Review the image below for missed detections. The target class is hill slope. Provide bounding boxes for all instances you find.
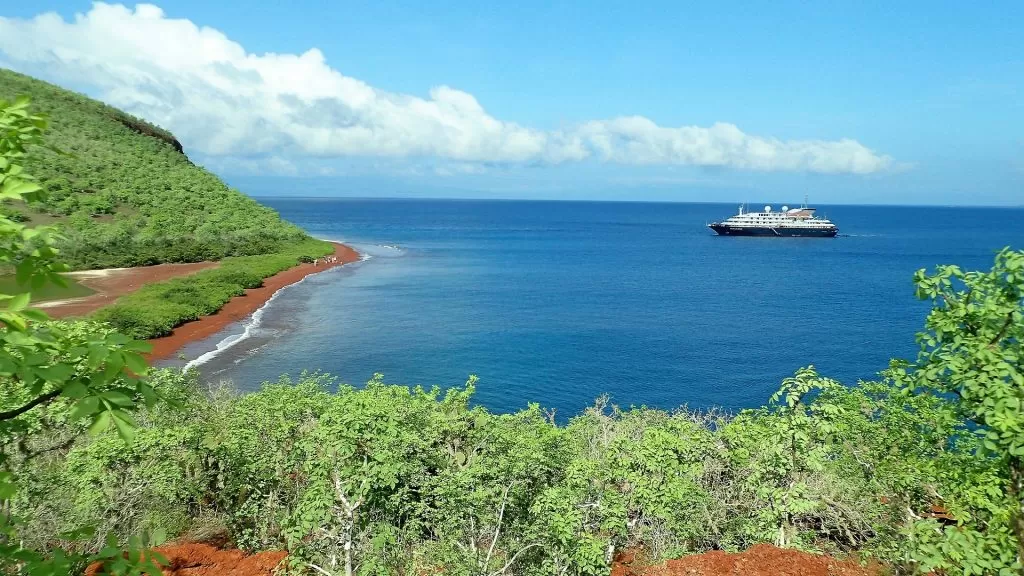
[0,69,309,270]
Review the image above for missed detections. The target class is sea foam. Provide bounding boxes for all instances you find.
[183,272,308,370]
[184,241,368,370]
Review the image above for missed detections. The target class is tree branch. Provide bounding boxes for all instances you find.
[483,481,514,571]
[306,562,334,576]
[0,388,61,421]
[989,312,1015,347]
[488,543,540,576]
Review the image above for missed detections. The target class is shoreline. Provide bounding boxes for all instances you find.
[145,242,360,362]
[40,261,220,318]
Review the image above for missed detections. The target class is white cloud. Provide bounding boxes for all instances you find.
[0,3,893,174]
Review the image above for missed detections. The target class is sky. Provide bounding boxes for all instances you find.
[1,1,1022,205]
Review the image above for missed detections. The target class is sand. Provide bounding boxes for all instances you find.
[145,242,360,361]
[40,261,220,318]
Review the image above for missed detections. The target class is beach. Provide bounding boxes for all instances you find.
[145,242,360,362]
[40,261,220,318]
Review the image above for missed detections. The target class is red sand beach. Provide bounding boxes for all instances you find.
[146,242,360,362]
[41,261,220,318]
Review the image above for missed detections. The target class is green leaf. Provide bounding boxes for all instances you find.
[21,308,50,322]
[123,352,149,376]
[0,178,42,199]
[106,333,132,346]
[70,396,100,421]
[102,361,121,382]
[100,391,134,407]
[35,363,74,382]
[111,410,136,442]
[138,382,158,406]
[61,380,89,399]
[88,410,111,435]
[6,292,30,311]
[87,345,109,368]
[14,261,32,286]
[123,340,154,354]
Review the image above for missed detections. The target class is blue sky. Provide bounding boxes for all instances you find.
[2,1,1022,205]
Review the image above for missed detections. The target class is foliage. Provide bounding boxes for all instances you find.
[4,366,1001,575]
[897,248,1024,574]
[0,96,168,574]
[0,69,313,270]
[92,239,333,339]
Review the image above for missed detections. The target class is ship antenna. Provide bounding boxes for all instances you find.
[802,193,808,209]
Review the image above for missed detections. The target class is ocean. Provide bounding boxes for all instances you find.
[174,199,1024,417]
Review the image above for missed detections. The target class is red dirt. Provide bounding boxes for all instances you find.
[85,543,286,576]
[146,242,360,361]
[612,544,883,576]
[40,262,219,318]
[82,542,883,576]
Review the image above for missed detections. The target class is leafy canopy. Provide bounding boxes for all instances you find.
[0,95,167,575]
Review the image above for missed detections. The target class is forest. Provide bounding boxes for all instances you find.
[1,80,1023,575]
[0,69,315,270]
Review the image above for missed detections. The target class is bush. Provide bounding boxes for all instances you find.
[10,366,1014,575]
[92,240,333,338]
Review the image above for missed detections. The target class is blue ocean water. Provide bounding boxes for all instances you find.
[183,199,1024,417]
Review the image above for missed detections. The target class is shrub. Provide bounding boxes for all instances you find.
[92,240,333,338]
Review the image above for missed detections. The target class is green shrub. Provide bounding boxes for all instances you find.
[92,240,333,338]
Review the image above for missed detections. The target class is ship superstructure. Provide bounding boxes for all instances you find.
[708,202,838,237]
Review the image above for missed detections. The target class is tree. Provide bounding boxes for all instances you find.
[0,96,165,574]
[903,248,1024,573]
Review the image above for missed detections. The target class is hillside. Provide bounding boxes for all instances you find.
[0,69,309,270]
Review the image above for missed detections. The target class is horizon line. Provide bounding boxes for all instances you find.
[243,193,1024,210]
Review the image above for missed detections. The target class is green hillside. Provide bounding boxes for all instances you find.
[0,68,310,270]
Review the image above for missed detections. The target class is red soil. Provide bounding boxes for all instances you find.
[612,544,883,576]
[85,543,286,576]
[40,262,219,318]
[84,542,882,576]
[146,242,360,361]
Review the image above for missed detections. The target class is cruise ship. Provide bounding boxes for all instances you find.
[708,202,838,237]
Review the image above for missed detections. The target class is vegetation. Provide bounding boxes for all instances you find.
[0,69,313,270]
[0,95,167,574]
[93,239,332,339]
[0,273,92,302]
[0,71,335,339]
[0,82,1021,575]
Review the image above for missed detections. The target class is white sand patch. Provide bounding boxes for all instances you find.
[36,297,90,308]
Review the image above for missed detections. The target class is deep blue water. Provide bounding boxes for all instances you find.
[182,199,1024,417]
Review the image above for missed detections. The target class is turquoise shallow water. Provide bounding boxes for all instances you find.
[181,199,1024,417]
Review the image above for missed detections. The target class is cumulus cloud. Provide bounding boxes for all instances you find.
[0,3,893,174]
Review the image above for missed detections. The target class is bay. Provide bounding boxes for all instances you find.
[183,199,1024,417]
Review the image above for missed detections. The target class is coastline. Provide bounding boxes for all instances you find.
[145,242,360,362]
[40,262,220,318]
